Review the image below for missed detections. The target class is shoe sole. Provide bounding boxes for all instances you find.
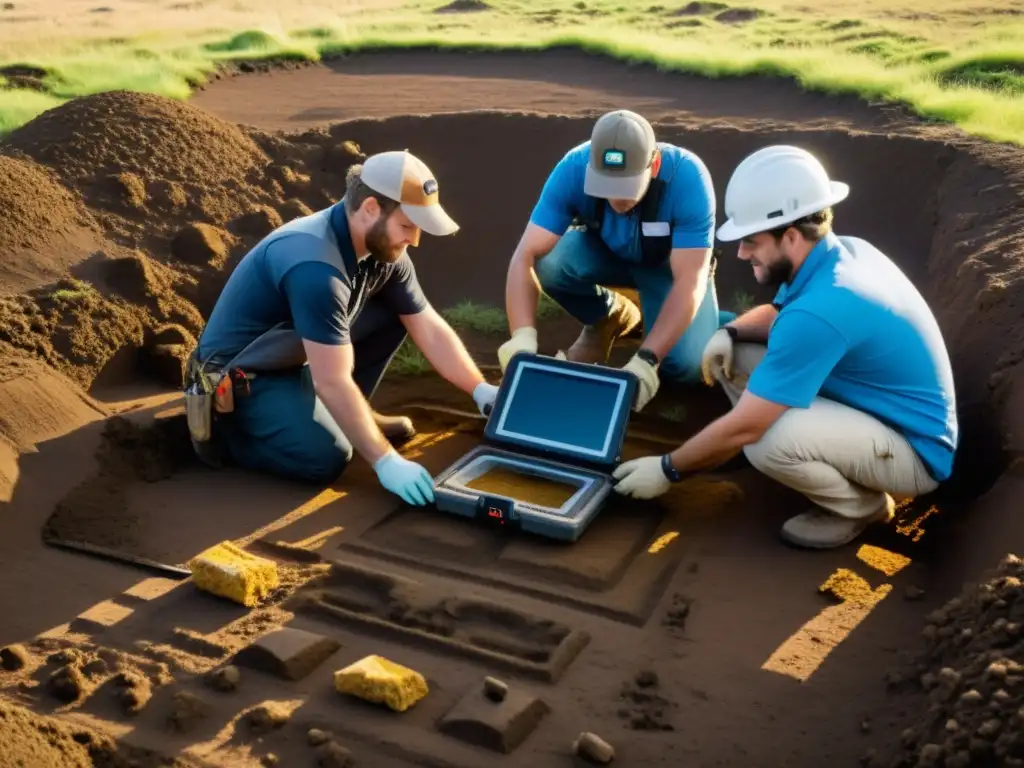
[779,509,894,550]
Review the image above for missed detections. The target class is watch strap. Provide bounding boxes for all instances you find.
[636,347,660,367]
[660,454,682,483]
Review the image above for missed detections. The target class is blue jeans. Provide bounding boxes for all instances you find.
[534,229,735,384]
[215,298,408,484]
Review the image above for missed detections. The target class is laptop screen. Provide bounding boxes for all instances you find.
[493,360,630,462]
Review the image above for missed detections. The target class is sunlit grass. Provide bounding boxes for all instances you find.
[0,0,1021,143]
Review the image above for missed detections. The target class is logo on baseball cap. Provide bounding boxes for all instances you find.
[359,150,459,237]
[584,110,658,201]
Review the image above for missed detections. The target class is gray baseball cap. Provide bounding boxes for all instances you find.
[583,110,658,200]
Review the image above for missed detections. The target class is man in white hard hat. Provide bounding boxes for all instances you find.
[188,150,499,506]
[610,144,958,549]
[497,110,734,411]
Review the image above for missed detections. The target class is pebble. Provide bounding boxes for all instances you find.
[0,644,29,671]
[905,585,926,600]
[946,719,959,732]
[978,719,1001,739]
[316,741,352,767]
[261,755,279,767]
[308,728,332,746]
[484,676,508,702]
[635,670,658,688]
[986,662,1008,680]
[575,732,615,764]
[960,690,983,705]
[919,743,942,762]
[938,668,961,687]
[205,665,240,692]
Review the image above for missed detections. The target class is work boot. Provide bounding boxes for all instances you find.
[373,411,415,446]
[565,292,642,365]
[780,495,895,550]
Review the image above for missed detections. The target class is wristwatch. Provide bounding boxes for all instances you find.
[660,454,683,483]
[724,325,739,341]
[636,347,660,367]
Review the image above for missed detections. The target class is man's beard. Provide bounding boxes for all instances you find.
[366,215,406,265]
[757,256,794,288]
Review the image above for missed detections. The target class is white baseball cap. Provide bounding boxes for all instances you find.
[358,150,459,237]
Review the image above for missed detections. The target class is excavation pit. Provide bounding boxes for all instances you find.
[1,48,1023,768]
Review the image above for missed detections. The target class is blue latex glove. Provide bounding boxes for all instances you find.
[373,450,435,506]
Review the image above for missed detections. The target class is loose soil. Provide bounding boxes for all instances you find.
[465,465,581,509]
[0,47,1023,768]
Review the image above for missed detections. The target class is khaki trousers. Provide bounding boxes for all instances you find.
[714,343,939,520]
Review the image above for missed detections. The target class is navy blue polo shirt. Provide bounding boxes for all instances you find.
[198,202,428,362]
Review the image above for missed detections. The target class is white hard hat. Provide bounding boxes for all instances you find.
[716,145,849,242]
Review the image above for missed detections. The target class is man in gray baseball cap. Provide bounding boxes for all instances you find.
[498,109,734,411]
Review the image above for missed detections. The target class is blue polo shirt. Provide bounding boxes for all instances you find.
[198,203,428,364]
[747,232,958,482]
[528,141,715,261]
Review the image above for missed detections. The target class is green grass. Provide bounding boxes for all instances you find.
[441,294,565,335]
[0,0,1022,144]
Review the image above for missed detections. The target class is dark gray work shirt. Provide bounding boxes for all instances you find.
[197,202,428,364]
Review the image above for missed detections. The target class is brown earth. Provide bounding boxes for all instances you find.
[0,47,1022,767]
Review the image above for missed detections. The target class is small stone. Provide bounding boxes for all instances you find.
[961,690,983,705]
[261,755,279,767]
[987,662,1008,680]
[961,628,973,641]
[946,719,960,732]
[574,732,615,764]
[308,728,332,746]
[946,750,971,768]
[860,748,878,767]
[483,676,508,702]
[978,719,1001,739]
[905,585,925,600]
[0,644,30,671]
[919,743,942,762]
[635,670,658,688]
[993,618,1008,632]
[938,667,961,687]
[316,741,352,768]
[902,727,917,745]
[247,702,291,734]
[993,689,1011,704]
[920,672,937,690]
[205,665,240,692]
[860,718,871,733]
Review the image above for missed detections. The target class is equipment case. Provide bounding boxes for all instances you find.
[432,352,638,542]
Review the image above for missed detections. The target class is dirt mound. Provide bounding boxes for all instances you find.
[0,91,275,241]
[0,155,104,295]
[873,553,1024,767]
[42,412,196,557]
[0,346,106,501]
[0,698,198,767]
[434,0,491,11]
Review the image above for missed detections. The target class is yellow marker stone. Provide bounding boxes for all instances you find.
[334,655,428,712]
[188,541,279,607]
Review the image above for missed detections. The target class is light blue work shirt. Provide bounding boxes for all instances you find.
[528,141,716,262]
[747,232,959,482]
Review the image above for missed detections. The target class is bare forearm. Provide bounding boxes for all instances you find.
[668,414,758,474]
[505,252,541,331]
[642,282,698,359]
[418,322,486,395]
[728,304,778,342]
[314,377,392,466]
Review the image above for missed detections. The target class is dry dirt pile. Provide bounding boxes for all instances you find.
[0,90,274,231]
[874,553,1024,767]
[0,155,104,295]
[0,90,363,508]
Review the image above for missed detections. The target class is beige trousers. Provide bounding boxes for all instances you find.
[714,343,939,520]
